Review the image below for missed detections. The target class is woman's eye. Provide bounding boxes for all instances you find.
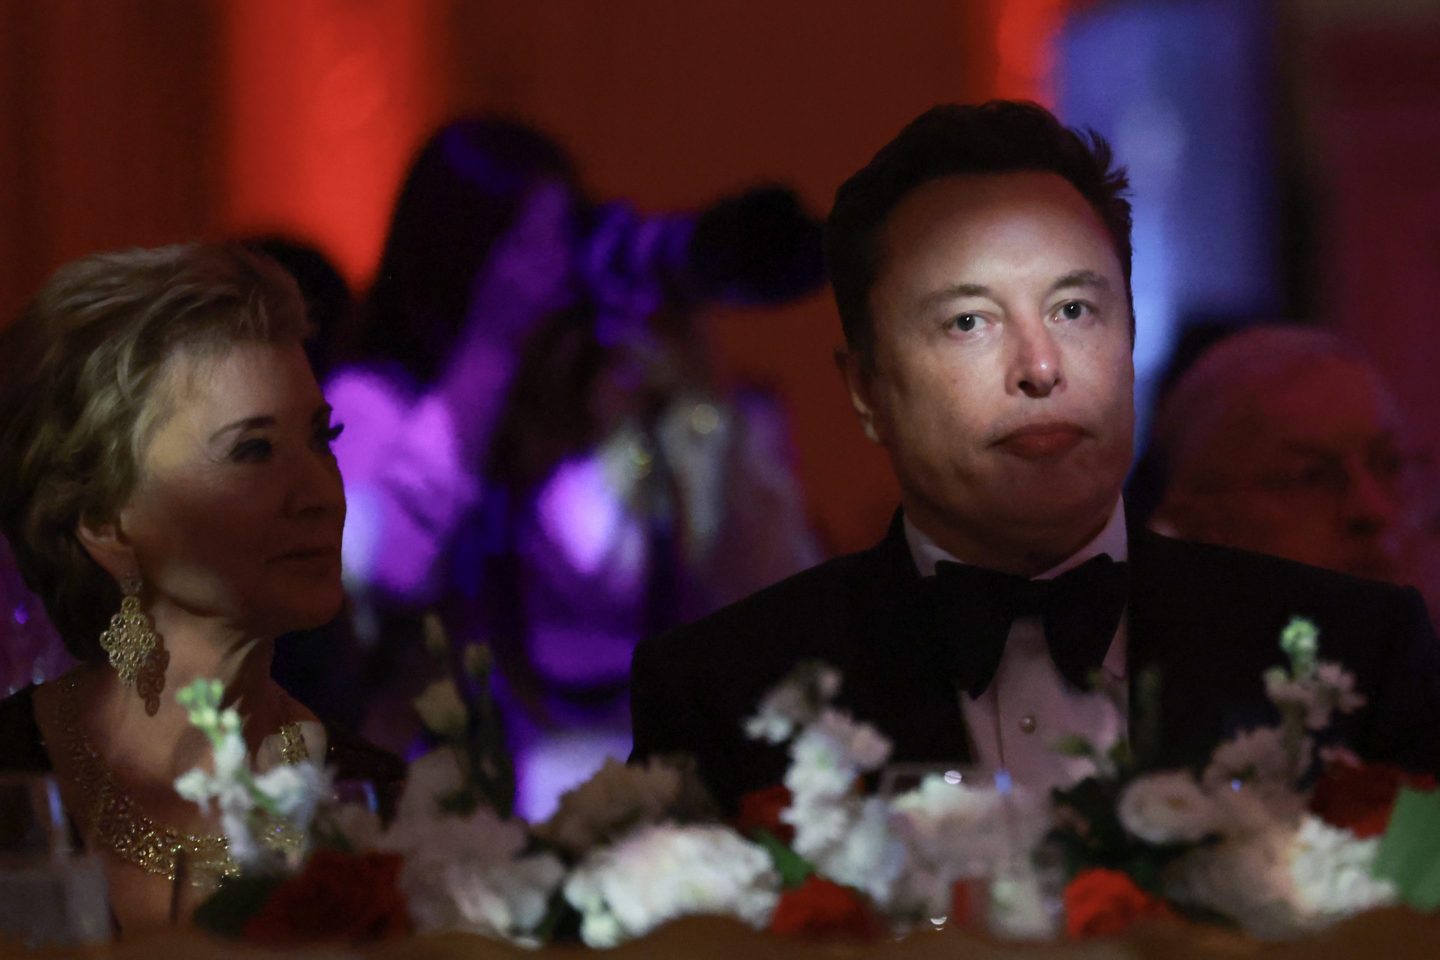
[230,438,272,463]
[1057,301,1091,321]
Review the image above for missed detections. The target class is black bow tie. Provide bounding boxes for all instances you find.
[932,554,1129,698]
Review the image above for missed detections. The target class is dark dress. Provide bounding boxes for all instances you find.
[631,513,1440,813]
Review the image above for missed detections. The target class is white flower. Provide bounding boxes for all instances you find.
[253,761,330,829]
[380,804,563,941]
[1204,727,1306,790]
[782,792,853,854]
[1265,662,1366,731]
[744,710,797,746]
[1167,815,1397,938]
[563,824,779,948]
[1165,826,1301,938]
[1312,663,1366,725]
[1208,780,1296,839]
[813,796,907,907]
[1288,815,1395,922]
[213,730,248,779]
[393,748,466,824]
[533,757,683,857]
[382,802,527,864]
[887,773,1042,911]
[438,853,566,942]
[785,710,892,802]
[744,664,842,745]
[413,679,468,738]
[1117,772,1219,845]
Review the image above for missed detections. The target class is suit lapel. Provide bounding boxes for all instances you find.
[1127,530,1274,770]
[846,513,973,765]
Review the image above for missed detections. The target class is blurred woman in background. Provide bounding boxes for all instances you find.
[329,117,824,819]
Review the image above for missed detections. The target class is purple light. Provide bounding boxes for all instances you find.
[11,605,27,626]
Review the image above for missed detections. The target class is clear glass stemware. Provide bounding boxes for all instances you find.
[0,773,110,946]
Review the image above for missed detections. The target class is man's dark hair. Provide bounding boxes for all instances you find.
[825,100,1133,364]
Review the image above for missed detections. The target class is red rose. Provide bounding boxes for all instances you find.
[770,876,885,940]
[1064,868,1176,940]
[734,785,795,843]
[243,850,411,945]
[1309,759,1437,839]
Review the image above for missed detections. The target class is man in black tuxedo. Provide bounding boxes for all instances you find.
[630,101,1440,813]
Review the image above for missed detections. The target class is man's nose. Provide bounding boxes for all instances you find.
[1008,317,1063,398]
[1340,460,1402,536]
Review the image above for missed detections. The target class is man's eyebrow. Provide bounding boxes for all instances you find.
[1048,270,1111,296]
[208,415,275,444]
[914,282,992,312]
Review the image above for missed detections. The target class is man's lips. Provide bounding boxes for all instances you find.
[990,421,1087,459]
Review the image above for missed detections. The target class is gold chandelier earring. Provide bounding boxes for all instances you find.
[99,577,168,715]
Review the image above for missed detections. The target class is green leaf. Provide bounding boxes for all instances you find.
[1374,787,1440,911]
[752,829,814,889]
[1053,734,1097,759]
[191,874,285,938]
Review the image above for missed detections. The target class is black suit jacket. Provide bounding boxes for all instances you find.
[631,515,1440,812]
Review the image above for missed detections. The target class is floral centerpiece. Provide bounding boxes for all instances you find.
[172,616,1440,947]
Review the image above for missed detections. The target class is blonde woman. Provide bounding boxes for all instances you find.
[0,245,402,932]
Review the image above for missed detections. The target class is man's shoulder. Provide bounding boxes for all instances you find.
[644,542,887,661]
[1132,530,1430,665]
[1138,530,1418,608]
[630,516,923,701]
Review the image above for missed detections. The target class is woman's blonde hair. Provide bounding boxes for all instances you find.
[0,243,310,659]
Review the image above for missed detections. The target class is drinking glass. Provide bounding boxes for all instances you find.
[0,773,110,947]
[879,763,1060,939]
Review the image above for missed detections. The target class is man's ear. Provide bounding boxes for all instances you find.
[75,513,137,586]
[1148,489,1199,540]
[834,346,884,445]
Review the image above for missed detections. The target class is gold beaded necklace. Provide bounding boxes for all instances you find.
[55,673,309,885]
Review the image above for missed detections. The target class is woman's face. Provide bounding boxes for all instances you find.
[117,340,346,639]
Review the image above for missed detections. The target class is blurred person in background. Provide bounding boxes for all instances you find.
[244,235,357,381]
[1,535,71,695]
[329,117,824,819]
[0,244,401,931]
[1146,326,1430,588]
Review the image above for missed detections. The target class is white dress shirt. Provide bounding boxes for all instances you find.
[904,500,1129,793]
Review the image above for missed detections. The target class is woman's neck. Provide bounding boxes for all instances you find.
[86,602,285,776]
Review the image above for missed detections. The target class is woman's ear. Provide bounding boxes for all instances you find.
[75,514,137,585]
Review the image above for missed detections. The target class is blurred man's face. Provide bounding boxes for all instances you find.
[1157,356,1420,582]
[842,171,1135,574]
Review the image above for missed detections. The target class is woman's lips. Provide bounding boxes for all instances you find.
[270,547,340,564]
[991,422,1087,459]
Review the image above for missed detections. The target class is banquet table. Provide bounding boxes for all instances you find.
[5,910,1440,960]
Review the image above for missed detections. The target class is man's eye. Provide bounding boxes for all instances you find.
[1057,301,1090,321]
[946,314,981,333]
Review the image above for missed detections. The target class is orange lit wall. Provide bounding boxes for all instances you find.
[1,0,1067,553]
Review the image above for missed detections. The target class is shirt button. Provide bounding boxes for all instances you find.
[1018,715,1038,735]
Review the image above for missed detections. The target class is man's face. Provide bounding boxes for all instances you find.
[845,172,1135,569]
[1159,357,1419,582]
